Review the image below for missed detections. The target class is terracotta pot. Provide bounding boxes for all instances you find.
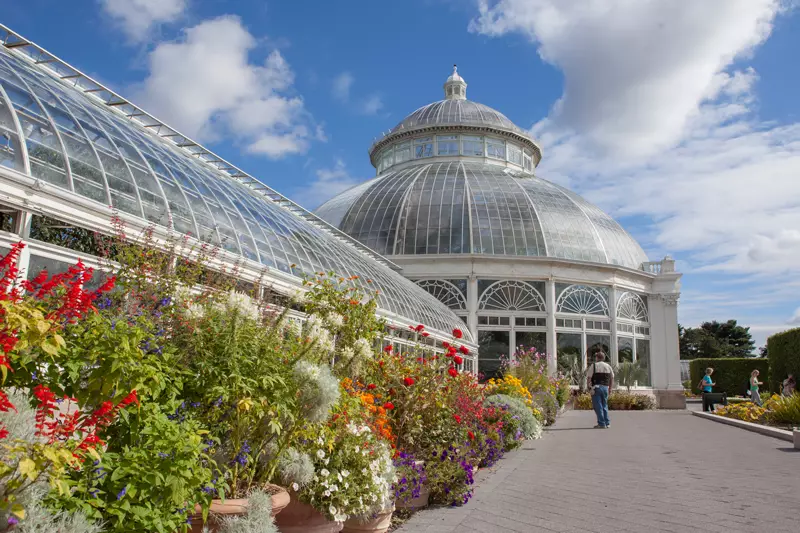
[395,486,430,510]
[189,485,290,532]
[274,492,343,533]
[342,507,394,533]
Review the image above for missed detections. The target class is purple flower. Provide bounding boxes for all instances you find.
[117,487,127,500]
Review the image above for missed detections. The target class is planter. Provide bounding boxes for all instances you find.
[189,485,290,533]
[394,486,430,510]
[274,492,343,533]
[794,430,800,450]
[342,507,394,533]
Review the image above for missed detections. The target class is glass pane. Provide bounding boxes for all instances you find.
[26,254,73,279]
[478,330,509,381]
[557,332,582,377]
[487,139,505,160]
[508,143,522,165]
[586,334,610,360]
[516,331,546,355]
[636,339,651,386]
[618,336,634,363]
[414,142,433,158]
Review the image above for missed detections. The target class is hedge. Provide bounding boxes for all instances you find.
[689,358,770,396]
[767,328,800,394]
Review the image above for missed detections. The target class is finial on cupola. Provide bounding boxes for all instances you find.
[444,64,467,100]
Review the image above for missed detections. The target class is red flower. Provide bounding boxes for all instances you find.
[468,431,475,440]
[403,377,415,386]
[453,414,462,424]
[0,427,8,440]
[446,346,457,357]
[383,402,395,410]
[452,329,463,339]
[459,345,469,355]
[119,390,139,407]
[421,332,430,337]
[415,324,425,332]
[442,341,451,349]
[383,345,393,353]
[0,390,16,413]
[367,384,377,390]
[453,355,463,365]
[448,366,458,378]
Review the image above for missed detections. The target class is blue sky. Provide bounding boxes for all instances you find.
[4,0,800,348]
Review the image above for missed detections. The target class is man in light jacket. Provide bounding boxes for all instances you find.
[586,351,614,429]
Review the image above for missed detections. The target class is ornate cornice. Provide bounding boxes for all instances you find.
[653,293,681,306]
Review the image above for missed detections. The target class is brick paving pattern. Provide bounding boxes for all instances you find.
[395,410,800,533]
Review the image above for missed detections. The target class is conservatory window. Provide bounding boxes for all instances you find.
[395,142,411,164]
[462,135,484,156]
[508,143,523,165]
[487,138,506,160]
[414,137,434,158]
[437,135,459,156]
[523,151,533,171]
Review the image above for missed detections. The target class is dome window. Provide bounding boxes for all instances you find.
[508,143,523,165]
[395,141,411,164]
[462,135,484,156]
[414,137,434,158]
[487,138,506,160]
[437,135,459,156]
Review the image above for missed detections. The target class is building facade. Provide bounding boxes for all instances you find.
[317,67,685,408]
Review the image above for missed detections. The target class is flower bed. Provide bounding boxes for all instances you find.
[573,391,656,411]
[0,234,547,532]
[715,393,800,430]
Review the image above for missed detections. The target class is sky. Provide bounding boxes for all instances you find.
[4,0,800,349]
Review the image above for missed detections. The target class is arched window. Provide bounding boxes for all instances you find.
[415,279,467,310]
[556,285,609,316]
[616,292,648,323]
[478,280,545,312]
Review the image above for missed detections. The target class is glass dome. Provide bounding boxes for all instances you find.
[0,36,471,340]
[316,161,649,269]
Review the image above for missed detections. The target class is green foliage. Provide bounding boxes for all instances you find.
[765,393,800,428]
[689,358,770,396]
[48,402,218,533]
[679,320,755,359]
[484,394,541,440]
[531,392,557,426]
[554,377,570,408]
[3,489,101,533]
[614,361,648,391]
[766,328,800,394]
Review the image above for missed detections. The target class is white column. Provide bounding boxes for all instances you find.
[648,295,668,389]
[13,210,32,283]
[609,285,618,366]
[581,329,587,370]
[467,274,478,343]
[661,294,683,390]
[546,278,556,376]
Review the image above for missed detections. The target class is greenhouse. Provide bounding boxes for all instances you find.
[317,66,685,408]
[0,25,475,360]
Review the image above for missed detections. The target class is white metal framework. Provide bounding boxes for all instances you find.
[556,285,609,316]
[478,280,545,312]
[415,279,467,310]
[616,291,649,322]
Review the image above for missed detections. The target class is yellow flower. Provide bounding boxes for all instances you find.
[237,398,254,412]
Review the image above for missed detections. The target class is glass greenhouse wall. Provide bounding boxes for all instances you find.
[0,30,472,343]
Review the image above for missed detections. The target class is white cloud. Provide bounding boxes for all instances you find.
[360,95,384,115]
[101,0,187,42]
[789,308,800,325]
[469,0,799,330]
[137,16,320,159]
[332,72,354,102]
[294,159,361,209]
[470,0,780,158]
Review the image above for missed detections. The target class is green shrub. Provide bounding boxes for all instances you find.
[689,358,770,396]
[484,394,542,441]
[767,328,800,394]
[531,392,557,426]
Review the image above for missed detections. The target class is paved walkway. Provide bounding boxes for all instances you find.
[395,410,800,533]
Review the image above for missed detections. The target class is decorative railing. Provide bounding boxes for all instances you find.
[641,257,675,275]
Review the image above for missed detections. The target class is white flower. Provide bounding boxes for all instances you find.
[329,484,338,492]
[320,468,330,477]
[341,470,350,478]
[317,436,325,446]
[325,312,344,329]
[324,490,331,497]
[292,482,300,492]
[345,482,350,489]
[324,458,330,465]
[317,449,326,459]
[337,472,343,482]
[329,505,337,516]
[184,303,205,320]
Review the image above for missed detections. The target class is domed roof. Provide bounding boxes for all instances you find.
[390,99,529,137]
[316,161,649,270]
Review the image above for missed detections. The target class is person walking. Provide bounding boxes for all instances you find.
[700,367,716,412]
[586,351,614,429]
[782,374,796,397]
[750,369,763,406]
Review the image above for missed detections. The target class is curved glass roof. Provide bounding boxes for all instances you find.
[390,100,527,137]
[0,36,472,340]
[316,161,649,269]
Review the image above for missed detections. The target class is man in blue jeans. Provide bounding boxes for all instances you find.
[586,351,614,429]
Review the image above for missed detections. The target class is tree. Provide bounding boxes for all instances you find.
[679,320,755,359]
[759,345,768,358]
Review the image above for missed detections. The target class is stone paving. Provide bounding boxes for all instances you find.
[395,409,800,533]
